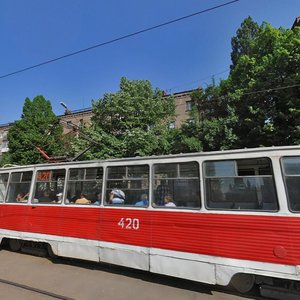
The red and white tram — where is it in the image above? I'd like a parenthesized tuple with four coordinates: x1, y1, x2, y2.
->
(0, 146, 300, 296)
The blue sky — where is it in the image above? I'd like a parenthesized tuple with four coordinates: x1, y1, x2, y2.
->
(0, 0, 299, 124)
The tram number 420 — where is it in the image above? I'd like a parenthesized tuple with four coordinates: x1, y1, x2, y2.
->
(118, 218, 139, 230)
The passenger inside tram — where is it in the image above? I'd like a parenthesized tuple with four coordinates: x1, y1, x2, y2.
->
(16, 192, 28, 202)
(155, 180, 171, 206)
(92, 192, 101, 205)
(39, 190, 52, 203)
(75, 193, 91, 204)
(135, 193, 149, 206)
(164, 194, 176, 207)
(108, 189, 125, 204)
(55, 192, 63, 203)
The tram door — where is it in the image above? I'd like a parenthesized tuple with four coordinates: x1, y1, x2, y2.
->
(28, 169, 65, 235)
(2, 171, 32, 233)
(101, 164, 151, 270)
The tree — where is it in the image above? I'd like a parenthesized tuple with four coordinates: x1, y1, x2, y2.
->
(223, 19, 300, 148)
(230, 16, 261, 69)
(7, 96, 64, 165)
(73, 77, 176, 159)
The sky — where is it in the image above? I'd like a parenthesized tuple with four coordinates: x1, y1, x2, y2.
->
(0, 0, 299, 124)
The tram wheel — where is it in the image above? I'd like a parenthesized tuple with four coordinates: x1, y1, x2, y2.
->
(230, 273, 255, 294)
(9, 239, 22, 252)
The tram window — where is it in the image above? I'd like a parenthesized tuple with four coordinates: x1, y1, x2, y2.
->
(66, 167, 103, 205)
(0, 173, 9, 202)
(34, 169, 65, 204)
(105, 165, 149, 206)
(153, 161, 200, 209)
(282, 156, 300, 212)
(6, 171, 32, 203)
(204, 158, 278, 211)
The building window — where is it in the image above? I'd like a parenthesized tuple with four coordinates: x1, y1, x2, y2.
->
(185, 101, 193, 111)
(169, 121, 176, 129)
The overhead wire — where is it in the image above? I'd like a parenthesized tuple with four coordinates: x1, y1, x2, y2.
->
(173, 83, 300, 108)
(0, 0, 239, 79)
(165, 69, 229, 93)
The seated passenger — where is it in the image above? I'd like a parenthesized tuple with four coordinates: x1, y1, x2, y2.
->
(39, 190, 52, 203)
(75, 193, 91, 204)
(16, 192, 28, 202)
(164, 194, 176, 207)
(92, 192, 101, 205)
(155, 181, 171, 206)
(135, 194, 149, 206)
(55, 192, 63, 203)
(109, 189, 125, 204)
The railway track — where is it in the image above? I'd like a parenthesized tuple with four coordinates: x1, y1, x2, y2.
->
(0, 277, 74, 300)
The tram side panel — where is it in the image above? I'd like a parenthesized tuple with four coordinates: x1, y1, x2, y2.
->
(150, 210, 300, 284)
(27, 205, 63, 236)
(100, 207, 151, 270)
(54, 206, 101, 261)
(0, 204, 29, 240)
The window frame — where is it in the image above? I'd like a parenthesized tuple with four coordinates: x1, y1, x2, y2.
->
(152, 160, 201, 210)
(5, 170, 33, 204)
(104, 164, 150, 207)
(33, 168, 66, 205)
(65, 166, 103, 205)
(281, 156, 300, 213)
(203, 157, 279, 212)
(185, 101, 193, 112)
(0, 172, 9, 203)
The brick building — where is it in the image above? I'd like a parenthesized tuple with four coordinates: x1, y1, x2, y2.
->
(0, 90, 194, 156)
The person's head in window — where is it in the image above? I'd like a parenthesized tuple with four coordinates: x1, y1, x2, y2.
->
(109, 189, 125, 204)
(39, 189, 52, 202)
(75, 193, 91, 204)
(16, 192, 27, 202)
(56, 192, 63, 203)
(92, 192, 101, 205)
(164, 194, 176, 207)
(135, 193, 148, 206)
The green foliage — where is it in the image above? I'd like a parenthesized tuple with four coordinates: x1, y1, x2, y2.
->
(0, 153, 12, 167)
(4, 17, 299, 162)
(177, 85, 238, 152)
(231, 16, 261, 69)
(7, 95, 64, 165)
(73, 77, 176, 159)
(225, 20, 300, 147)
(176, 18, 299, 151)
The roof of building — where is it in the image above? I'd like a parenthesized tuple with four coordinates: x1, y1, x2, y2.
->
(292, 16, 300, 29)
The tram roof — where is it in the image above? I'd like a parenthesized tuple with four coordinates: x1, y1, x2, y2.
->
(1, 145, 300, 171)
